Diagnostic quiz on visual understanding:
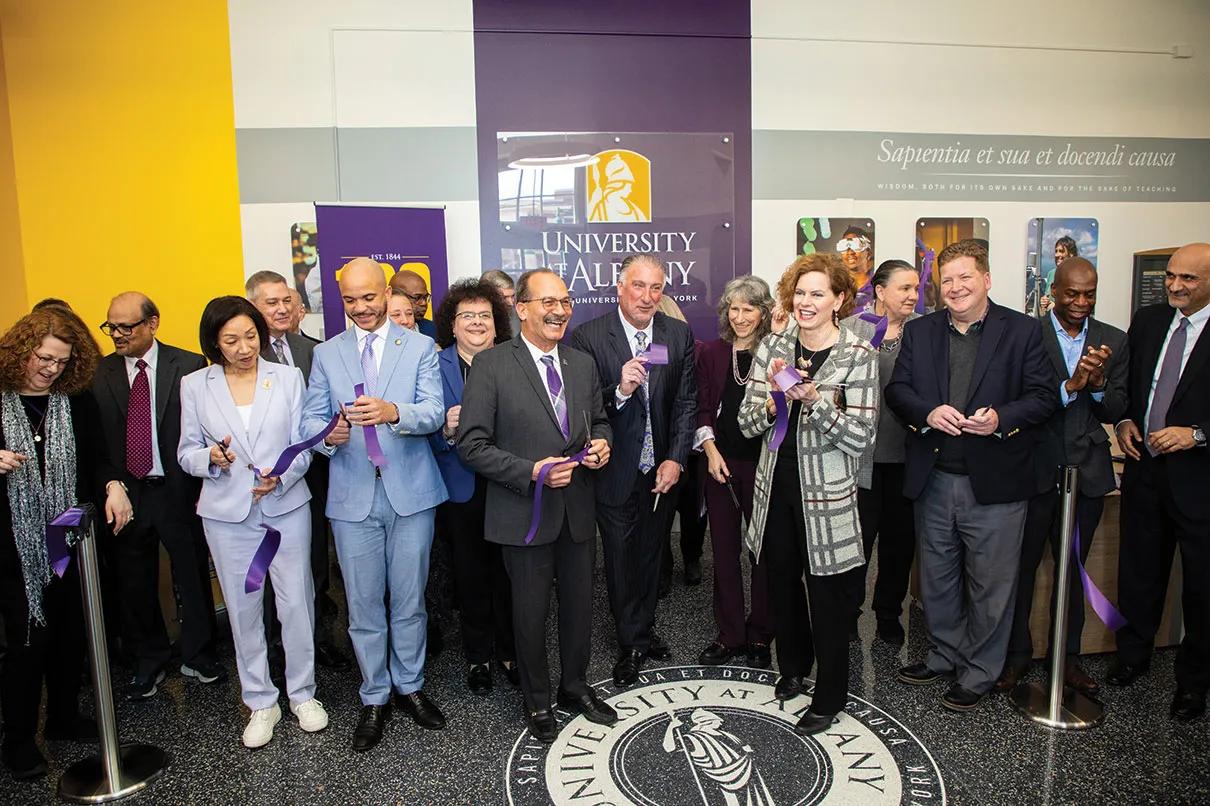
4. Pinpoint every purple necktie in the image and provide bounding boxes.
[541,355,569,439]
[1146,316,1189,456]
[127,359,153,478]
[361,333,378,398]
